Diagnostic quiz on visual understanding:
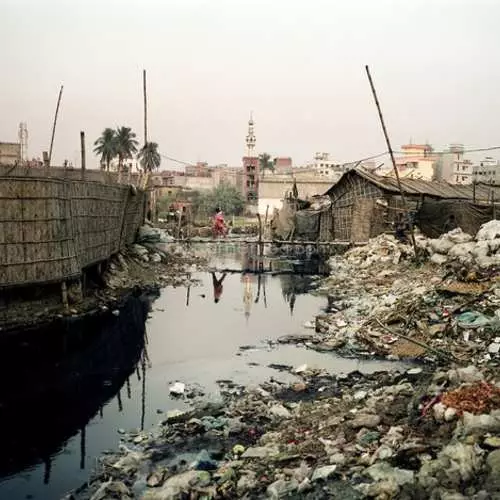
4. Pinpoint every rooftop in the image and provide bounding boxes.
[324,168,500,200]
